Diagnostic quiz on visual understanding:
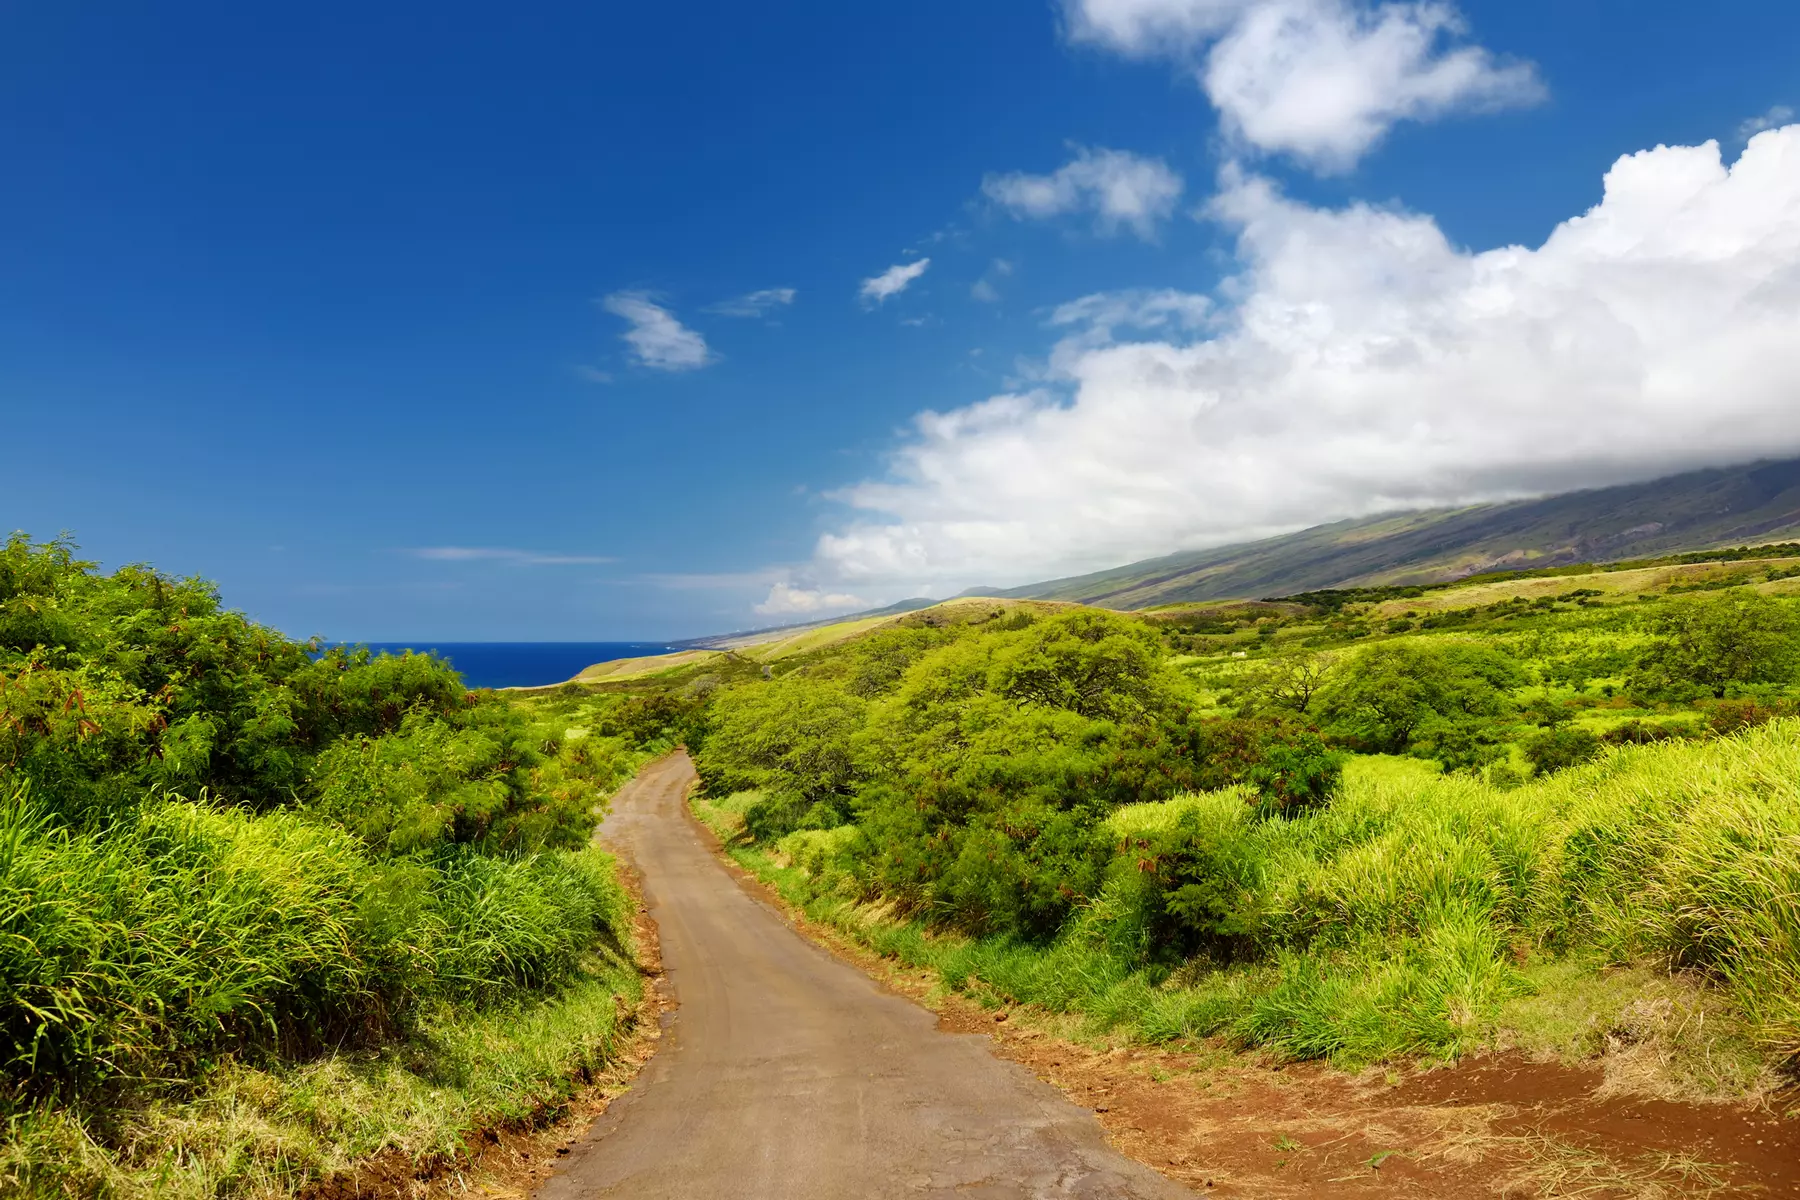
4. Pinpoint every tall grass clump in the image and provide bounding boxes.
[0,782,631,1102]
